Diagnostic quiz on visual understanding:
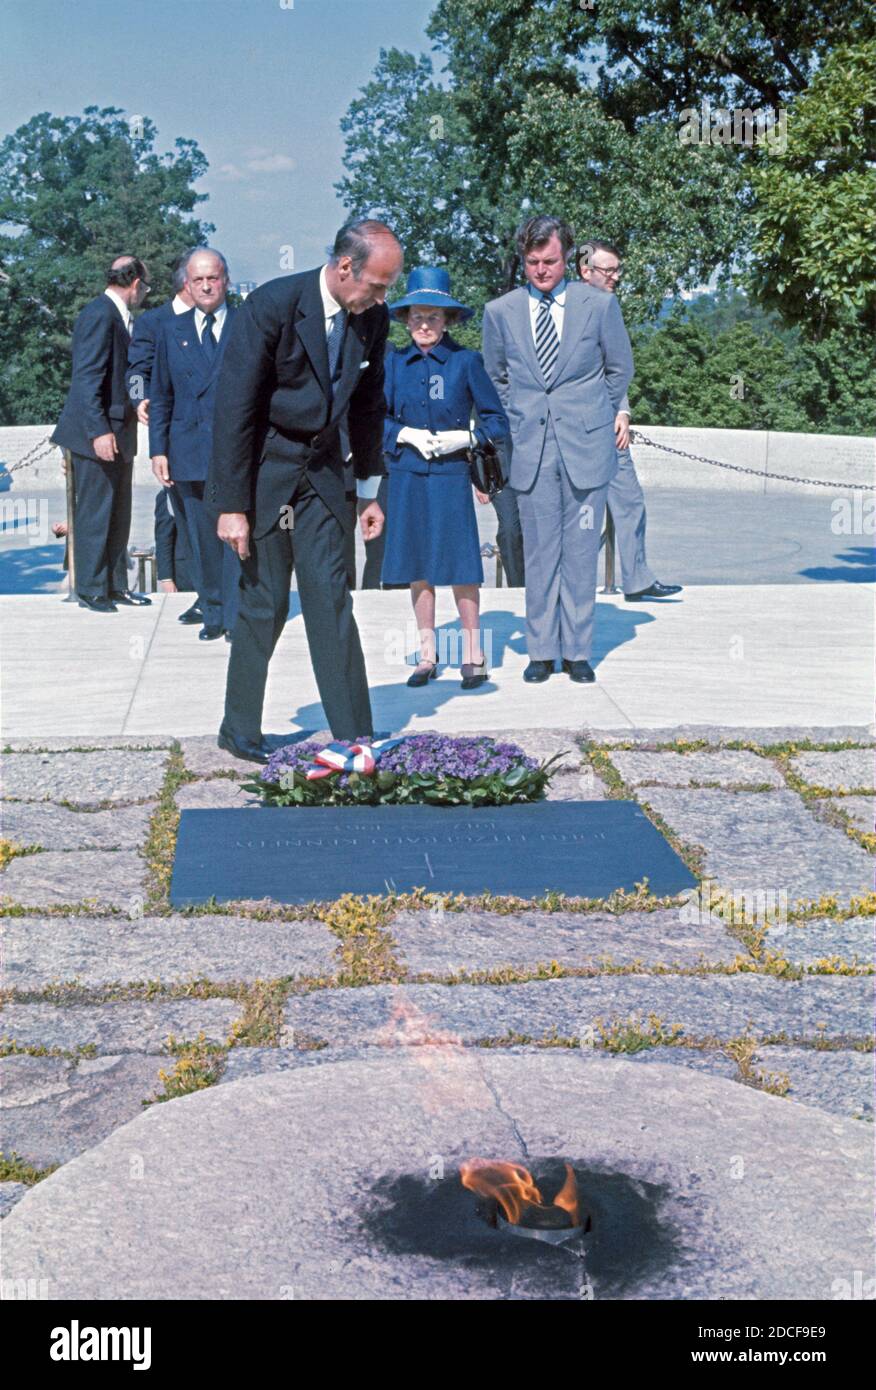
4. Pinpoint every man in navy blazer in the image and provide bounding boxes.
[207,218,403,761]
[52,255,151,611]
[126,250,195,426]
[149,249,239,640]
